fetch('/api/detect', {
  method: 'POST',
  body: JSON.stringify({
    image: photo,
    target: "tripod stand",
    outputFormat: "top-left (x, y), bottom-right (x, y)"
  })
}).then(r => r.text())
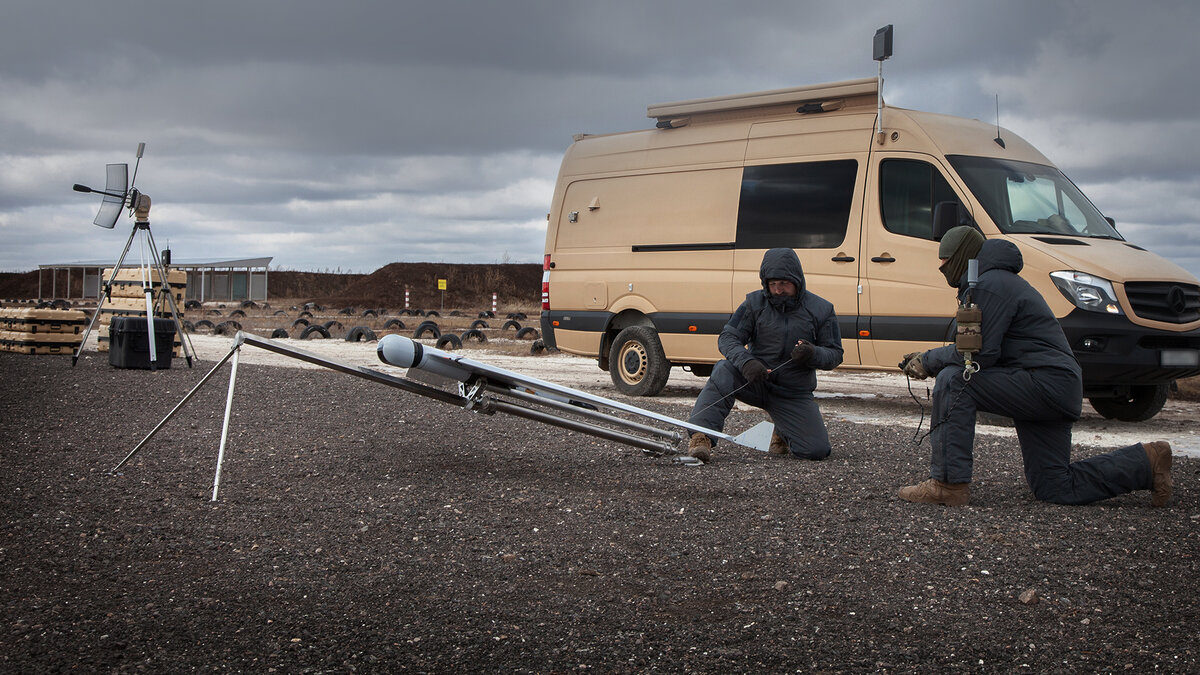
top-left (73, 192), bottom-right (195, 369)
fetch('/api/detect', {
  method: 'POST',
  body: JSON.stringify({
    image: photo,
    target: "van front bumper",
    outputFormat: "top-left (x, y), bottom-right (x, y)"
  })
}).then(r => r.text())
top-left (1060, 309), bottom-right (1200, 395)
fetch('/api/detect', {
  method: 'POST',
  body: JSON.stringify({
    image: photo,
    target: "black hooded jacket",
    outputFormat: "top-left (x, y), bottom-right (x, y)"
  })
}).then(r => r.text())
top-left (718, 248), bottom-right (843, 393)
top-left (922, 239), bottom-right (1083, 419)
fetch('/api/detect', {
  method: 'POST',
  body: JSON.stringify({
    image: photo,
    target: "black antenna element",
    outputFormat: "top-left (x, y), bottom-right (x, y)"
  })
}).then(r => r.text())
top-left (994, 94), bottom-right (1006, 148)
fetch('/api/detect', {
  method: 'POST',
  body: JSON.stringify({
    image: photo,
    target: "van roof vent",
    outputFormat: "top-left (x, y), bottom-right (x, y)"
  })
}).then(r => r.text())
top-left (647, 77), bottom-right (877, 121)
top-left (1032, 236), bottom-right (1089, 246)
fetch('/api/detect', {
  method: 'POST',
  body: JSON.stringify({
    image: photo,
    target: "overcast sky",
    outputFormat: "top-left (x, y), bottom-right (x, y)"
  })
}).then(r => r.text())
top-left (2, 0), bottom-right (1198, 280)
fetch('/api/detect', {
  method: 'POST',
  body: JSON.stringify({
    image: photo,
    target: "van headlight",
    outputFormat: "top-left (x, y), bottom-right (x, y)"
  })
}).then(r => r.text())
top-left (1050, 271), bottom-right (1124, 315)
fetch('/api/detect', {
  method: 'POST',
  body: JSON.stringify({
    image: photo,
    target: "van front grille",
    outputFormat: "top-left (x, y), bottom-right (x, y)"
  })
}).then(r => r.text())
top-left (1124, 281), bottom-right (1200, 324)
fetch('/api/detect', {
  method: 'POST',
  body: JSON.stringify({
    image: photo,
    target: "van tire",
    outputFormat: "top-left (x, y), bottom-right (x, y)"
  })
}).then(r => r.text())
top-left (1088, 384), bottom-right (1169, 422)
top-left (609, 326), bottom-right (670, 397)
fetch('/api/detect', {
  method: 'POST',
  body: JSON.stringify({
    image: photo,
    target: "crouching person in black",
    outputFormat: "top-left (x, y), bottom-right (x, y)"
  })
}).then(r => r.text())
top-left (898, 226), bottom-right (1173, 507)
top-left (686, 247), bottom-right (843, 463)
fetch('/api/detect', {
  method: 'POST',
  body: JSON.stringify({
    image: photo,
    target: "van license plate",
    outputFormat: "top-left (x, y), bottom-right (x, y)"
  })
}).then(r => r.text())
top-left (1159, 349), bottom-right (1200, 367)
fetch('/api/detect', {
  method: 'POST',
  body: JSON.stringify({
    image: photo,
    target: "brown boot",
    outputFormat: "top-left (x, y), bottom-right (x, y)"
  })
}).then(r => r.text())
top-left (1144, 441), bottom-right (1173, 507)
top-left (688, 432), bottom-right (713, 464)
top-left (897, 479), bottom-right (969, 506)
top-left (769, 431), bottom-right (789, 456)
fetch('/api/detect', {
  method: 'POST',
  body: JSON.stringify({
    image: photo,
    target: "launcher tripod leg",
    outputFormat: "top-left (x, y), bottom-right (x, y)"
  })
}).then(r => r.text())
top-left (111, 338), bottom-right (241, 473)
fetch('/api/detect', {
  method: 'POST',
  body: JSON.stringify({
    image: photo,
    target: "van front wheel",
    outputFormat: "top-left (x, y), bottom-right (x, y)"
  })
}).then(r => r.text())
top-left (1087, 383), bottom-right (1169, 422)
top-left (609, 326), bottom-right (671, 397)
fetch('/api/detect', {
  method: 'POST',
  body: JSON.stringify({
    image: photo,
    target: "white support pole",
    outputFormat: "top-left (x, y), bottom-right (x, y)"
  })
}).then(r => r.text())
top-left (211, 346), bottom-right (242, 501)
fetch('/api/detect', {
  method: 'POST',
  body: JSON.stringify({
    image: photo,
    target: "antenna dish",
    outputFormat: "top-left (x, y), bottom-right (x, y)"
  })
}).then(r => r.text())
top-left (93, 163), bottom-right (129, 229)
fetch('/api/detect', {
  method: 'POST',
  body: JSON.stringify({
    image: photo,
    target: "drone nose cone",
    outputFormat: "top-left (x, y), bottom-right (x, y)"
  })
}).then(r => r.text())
top-left (378, 334), bottom-right (419, 368)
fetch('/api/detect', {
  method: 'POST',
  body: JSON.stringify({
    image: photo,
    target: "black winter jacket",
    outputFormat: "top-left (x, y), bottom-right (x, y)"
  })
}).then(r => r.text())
top-left (718, 248), bottom-right (843, 393)
top-left (922, 239), bottom-right (1082, 418)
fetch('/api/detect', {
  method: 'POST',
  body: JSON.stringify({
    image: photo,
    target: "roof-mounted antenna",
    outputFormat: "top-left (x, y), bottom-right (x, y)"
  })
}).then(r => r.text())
top-left (873, 24), bottom-right (893, 145)
top-left (994, 95), bottom-right (1006, 148)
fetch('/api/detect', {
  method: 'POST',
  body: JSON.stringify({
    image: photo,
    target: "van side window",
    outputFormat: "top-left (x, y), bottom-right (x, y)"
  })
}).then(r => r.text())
top-left (735, 160), bottom-right (857, 249)
top-left (880, 159), bottom-right (960, 240)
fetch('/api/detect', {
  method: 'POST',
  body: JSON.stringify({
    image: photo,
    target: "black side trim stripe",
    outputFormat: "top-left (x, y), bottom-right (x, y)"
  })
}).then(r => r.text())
top-left (632, 242), bottom-right (736, 252)
top-left (548, 309), bottom-right (954, 343)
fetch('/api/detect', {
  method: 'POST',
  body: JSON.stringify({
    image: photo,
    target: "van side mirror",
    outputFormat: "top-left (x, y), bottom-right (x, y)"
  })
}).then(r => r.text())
top-left (1105, 216), bottom-right (1117, 229)
top-left (932, 201), bottom-right (974, 241)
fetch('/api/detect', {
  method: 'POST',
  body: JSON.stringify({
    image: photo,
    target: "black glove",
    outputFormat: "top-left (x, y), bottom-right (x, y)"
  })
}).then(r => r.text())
top-left (791, 341), bottom-right (815, 367)
top-left (740, 359), bottom-right (769, 383)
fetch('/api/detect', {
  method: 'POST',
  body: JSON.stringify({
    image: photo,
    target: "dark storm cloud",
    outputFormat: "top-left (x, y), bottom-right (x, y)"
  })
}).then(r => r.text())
top-left (1, 0), bottom-right (1198, 276)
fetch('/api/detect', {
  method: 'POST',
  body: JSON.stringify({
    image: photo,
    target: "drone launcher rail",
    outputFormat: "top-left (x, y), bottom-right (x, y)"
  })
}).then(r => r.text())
top-left (116, 332), bottom-right (772, 500)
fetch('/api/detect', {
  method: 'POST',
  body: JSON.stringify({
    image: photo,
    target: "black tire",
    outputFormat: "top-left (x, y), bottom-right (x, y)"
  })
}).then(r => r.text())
top-left (449, 310), bottom-right (463, 317)
top-left (413, 321), bottom-right (441, 339)
top-left (183, 320), bottom-right (196, 332)
top-left (502, 320), bottom-right (521, 331)
top-left (460, 329), bottom-right (487, 343)
top-left (361, 309), bottom-right (378, 317)
top-left (299, 311), bottom-right (313, 318)
top-left (240, 300), bottom-right (258, 309)
top-left (436, 333), bottom-right (462, 350)
top-left (425, 310), bottom-right (440, 318)
top-left (345, 326), bottom-right (378, 342)
top-left (273, 310), bottom-right (288, 316)
top-left (609, 326), bottom-right (671, 396)
top-left (322, 320), bottom-right (344, 331)
top-left (229, 309), bottom-right (246, 318)
top-left (270, 328), bottom-right (289, 339)
top-left (515, 326), bottom-right (539, 340)
top-left (1088, 384), bottom-right (1170, 422)
top-left (299, 325), bottom-right (330, 340)
top-left (292, 318), bottom-right (310, 328)
top-left (194, 319), bottom-right (216, 331)
top-left (207, 309), bottom-right (222, 316)
top-left (339, 307), bottom-right (355, 315)
top-left (185, 300), bottom-right (202, 310)
top-left (478, 311), bottom-right (494, 319)
top-left (383, 318), bottom-right (407, 330)
top-left (530, 339), bottom-right (547, 355)
top-left (507, 312), bottom-right (527, 320)
top-left (51, 299), bottom-right (71, 310)
top-left (470, 319), bottom-right (489, 329)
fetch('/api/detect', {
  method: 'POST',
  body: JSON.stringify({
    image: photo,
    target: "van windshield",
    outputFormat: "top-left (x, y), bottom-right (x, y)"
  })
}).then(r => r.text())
top-left (947, 155), bottom-right (1122, 239)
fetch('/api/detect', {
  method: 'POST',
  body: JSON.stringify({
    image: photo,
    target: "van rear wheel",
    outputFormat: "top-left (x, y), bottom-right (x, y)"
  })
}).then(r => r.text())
top-left (609, 326), bottom-right (670, 396)
top-left (1088, 383), bottom-right (1169, 422)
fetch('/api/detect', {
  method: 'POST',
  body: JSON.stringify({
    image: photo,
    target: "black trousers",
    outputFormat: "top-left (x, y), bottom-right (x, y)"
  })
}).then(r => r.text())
top-left (929, 364), bottom-right (1151, 504)
top-left (688, 360), bottom-right (831, 459)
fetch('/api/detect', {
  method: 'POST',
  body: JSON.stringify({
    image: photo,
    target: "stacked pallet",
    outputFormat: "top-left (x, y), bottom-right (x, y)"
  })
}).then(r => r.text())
top-left (97, 267), bottom-right (187, 354)
top-left (0, 307), bottom-right (88, 355)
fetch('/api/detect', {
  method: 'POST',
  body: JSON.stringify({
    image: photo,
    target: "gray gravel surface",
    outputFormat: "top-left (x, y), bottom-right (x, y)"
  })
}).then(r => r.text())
top-left (1, 351), bottom-right (1198, 673)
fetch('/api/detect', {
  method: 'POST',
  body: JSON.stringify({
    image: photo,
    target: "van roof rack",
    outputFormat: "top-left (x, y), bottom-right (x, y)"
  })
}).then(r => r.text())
top-left (648, 77), bottom-right (878, 121)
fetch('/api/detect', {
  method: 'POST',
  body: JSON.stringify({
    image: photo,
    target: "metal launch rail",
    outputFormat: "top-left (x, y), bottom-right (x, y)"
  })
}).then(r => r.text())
top-left (114, 332), bottom-right (774, 500)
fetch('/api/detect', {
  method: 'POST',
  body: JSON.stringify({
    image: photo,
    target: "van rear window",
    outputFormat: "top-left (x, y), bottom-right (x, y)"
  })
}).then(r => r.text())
top-left (735, 160), bottom-right (857, 249)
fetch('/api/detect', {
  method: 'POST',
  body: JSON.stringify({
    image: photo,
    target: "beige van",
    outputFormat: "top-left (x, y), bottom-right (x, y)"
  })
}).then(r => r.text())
top-left (538, 77), bottom-right (1200, 422)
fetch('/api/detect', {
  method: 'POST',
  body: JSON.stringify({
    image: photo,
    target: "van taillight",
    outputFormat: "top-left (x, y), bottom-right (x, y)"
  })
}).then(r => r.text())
top-left (541, 254), bottom-right (551, 310)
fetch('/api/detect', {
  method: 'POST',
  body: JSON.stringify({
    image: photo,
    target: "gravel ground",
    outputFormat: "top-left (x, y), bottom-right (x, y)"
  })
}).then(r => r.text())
top-left (2, 349), bottom-right (1198, 673)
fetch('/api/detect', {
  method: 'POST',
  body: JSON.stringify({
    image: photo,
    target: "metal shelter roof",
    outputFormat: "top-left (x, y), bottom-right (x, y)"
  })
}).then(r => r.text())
top-left (38, 257), bottom-right (273, 270)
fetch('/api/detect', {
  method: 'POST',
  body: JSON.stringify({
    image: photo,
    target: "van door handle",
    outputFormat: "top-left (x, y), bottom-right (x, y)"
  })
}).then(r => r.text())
top-left (871, 255), bottom-right (896, 263)
top-left (831, 255), bottom-right (855, 262)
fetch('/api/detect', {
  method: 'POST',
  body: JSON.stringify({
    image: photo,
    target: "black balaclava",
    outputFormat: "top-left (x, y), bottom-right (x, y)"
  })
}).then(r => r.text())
top-left (937, 226), bottom-right (985, 287)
